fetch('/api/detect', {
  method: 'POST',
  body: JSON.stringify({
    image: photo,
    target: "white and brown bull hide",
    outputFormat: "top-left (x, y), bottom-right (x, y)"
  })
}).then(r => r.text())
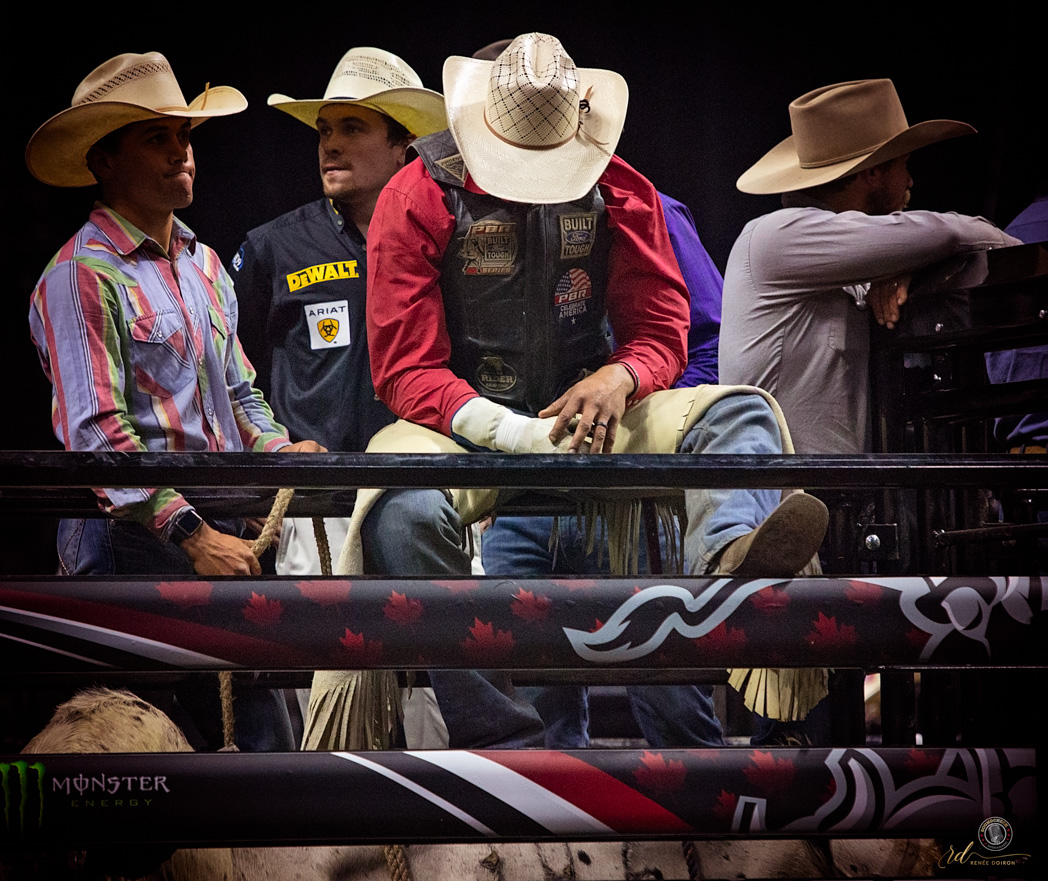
top-left (5, 688), bottom-right (941, 880)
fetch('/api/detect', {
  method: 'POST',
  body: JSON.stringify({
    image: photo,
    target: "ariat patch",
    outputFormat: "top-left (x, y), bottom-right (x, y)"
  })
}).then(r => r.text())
top-left (287, 260), bottom-right (360, 292)
top-left (476, 356), bottom-right (518, 393)
top-left (460, 221), bottom-right (517, 276)
top-left (554, 269), bottom-right (593, 323)
top-left (305, 300), bottom-right (350, 350)
top-left (435, 153), bottom-right (468, 183)
top-left (558, 213), bottom-right (597, 259)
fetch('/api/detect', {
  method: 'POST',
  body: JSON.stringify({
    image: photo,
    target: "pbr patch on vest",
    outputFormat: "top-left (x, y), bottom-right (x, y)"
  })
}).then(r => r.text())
top-left (305, 300), bottom-right (350, 350)
top-left (476, 356), bottom-right (518, 393)
top-left (554, 269), bottom-right (593, 323)
top-left (559, 213), bottom-right (597, 259)
top-left (460, 221), bottom-right (517, 275)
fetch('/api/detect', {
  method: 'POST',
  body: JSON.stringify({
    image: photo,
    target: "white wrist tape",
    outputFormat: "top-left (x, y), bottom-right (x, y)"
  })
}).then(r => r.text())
top-left (451, 397), bottom-right (513, 450)
top-left (493, 411), bottom-right (533, 452)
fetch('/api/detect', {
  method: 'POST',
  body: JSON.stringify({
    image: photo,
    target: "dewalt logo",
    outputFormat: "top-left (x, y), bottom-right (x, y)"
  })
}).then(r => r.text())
top-left (1, 761), bottom-right (44, 836)
top-left (287, 260), bottom-right (359, 292)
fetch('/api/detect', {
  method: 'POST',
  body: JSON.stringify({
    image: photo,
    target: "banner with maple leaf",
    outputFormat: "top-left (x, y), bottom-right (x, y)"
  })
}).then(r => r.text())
top-left (0, 575), bottom-right (1043, 672)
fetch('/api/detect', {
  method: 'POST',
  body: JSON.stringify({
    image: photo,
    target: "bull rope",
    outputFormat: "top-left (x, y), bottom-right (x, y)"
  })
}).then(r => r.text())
top-left (222, 488), bottom-right (411, 881)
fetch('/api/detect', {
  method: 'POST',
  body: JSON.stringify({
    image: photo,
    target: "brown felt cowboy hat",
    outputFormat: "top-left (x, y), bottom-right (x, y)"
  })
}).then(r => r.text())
top-left (268, 47), bottom-right (446, 138)
top-left (443, 33), bottom-right (628, 204)
top-left (26, 52), bottom-right (247, 188)
top-left (737, 78), bottom-right (975, 195)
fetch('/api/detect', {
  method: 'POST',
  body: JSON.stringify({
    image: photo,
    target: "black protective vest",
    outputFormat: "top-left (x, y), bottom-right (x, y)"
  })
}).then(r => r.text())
top-left (415, 131), bottom-right (612, 415)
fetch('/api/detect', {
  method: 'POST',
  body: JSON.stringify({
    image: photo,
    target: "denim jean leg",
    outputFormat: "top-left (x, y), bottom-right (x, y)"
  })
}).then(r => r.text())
top-left (57, 518), bottom-right (115, 575)
top-left (681, 394), bottom-right (783, 573)
top-left (484, 514), bottom-right (590, 748)
top-left (363, 490), bottom-right (546, 749)
top-left (484, 515), bottom-right (724, 748)
top-left (627, 684), bottom-right (723, 747)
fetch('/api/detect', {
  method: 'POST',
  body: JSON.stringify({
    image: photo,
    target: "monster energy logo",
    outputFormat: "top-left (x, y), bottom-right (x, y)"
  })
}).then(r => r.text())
top-left (1, 760), bottom-right (45, 835)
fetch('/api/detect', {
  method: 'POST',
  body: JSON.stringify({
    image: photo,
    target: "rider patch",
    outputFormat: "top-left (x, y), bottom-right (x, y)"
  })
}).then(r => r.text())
top-left (305, 300), bottom-right (350, 350)
top-left (476, 356), bottom-right (518, 393)
top-left (553, 269), bottom-right (593, 323)
top-left (435, 153), bottom-right (468, 184)
top-left (460, 221), bottom-right (517, 276)
top-left (559, 213), bottom-right (596, 259)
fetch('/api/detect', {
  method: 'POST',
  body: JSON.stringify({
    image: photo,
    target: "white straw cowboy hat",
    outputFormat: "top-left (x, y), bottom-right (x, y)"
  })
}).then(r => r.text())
top-left (268, 47), bottom-right (447, 137)
top-left (737, 78), bottom-right (975, 195)
top-left (443, 33), bottom-right (628, 204)
top-left (26, 52), bottom-right (247, 188)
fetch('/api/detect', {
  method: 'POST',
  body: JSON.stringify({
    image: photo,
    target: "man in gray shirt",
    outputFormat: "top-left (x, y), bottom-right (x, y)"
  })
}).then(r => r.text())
top-left (720, 78), bottom-right (1019, 454)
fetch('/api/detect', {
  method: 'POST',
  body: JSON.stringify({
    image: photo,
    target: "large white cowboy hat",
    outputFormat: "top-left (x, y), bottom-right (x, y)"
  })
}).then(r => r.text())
top-left (26, 52), bottom-right (247, 188)
top-left (268, 47), bottom-right (446, 137)
top-left (737, 78), bottom-right (975, 195)
top-left (443, 33), bottom-right (628, 204)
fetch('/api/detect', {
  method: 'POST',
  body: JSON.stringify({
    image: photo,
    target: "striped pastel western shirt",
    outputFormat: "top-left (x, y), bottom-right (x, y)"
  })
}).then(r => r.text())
top-left (29, 205), bottom-right (290, 540)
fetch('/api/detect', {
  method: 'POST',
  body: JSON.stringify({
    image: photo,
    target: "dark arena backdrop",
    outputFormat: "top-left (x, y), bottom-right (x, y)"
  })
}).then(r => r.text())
top-left (2, 9), bottom-right (1042, 562)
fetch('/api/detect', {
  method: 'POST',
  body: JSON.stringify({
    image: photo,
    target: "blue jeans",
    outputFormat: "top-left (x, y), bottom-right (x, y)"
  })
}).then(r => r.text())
top-left (483, 513), bottom-right (724, 748)
top-left (361, 393), bottom-right (782, 749)
top-left (57, 518), bottom-right (296, 752)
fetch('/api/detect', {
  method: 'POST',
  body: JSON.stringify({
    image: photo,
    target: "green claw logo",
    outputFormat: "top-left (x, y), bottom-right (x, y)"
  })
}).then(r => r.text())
top-left (1, 761), bottom-right (45, 835)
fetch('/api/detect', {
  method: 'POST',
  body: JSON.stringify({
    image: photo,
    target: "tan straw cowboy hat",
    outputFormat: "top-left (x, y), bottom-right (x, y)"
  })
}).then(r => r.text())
top-left (26, 52), bottom-right (247, 188)
top-left (268, 47), bottom-right (446, 137)
top-left (443, 33), bottom-right (628, 204)
top-left (737, 78), bottom-right (975, 195)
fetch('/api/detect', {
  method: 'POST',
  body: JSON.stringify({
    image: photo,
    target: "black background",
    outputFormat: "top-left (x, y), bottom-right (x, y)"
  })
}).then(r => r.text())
top-left (2, 9), bottom-right (1041, 489)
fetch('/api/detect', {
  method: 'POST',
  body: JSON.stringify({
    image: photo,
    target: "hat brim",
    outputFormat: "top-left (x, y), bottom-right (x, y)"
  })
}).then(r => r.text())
top-left (267, 89), bottom-right (448, 138)
top-left (26, 85), bottom-right (247, 188)
top-left (737, 118), bottom-right (976, 195)
top-left (443, 55), bottom-right (628, 204)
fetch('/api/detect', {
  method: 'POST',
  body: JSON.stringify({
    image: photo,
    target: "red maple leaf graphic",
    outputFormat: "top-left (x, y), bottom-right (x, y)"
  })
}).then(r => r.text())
top-left (821, 776), bottom-right (838, 804)
top-left (807, 612), bottom-right (858, 648)
top-left (712, 789), bottom-right (738, 822)
top-left (511, 588), bottom-right (551, 623)
top-left (434, 579), bottom-right (481, 595)
top-left (460, 618), bottom-right (514, 663)
top-left (904, 749), bottom-right (942, 775)
top-left (156, 581), bottom-right (212, 608)
top-left (905, 627), bottom-right (931, 650)
top-left (243, 592), bottom-right (283, 627)
top-left (743, 750), bottom-right (796, 792)
top-left (296, 580), bottom-right (351, 605)
top-left (694, 621), bottom-right (747, 652)
top-left (633, 751), bottom-right (687, 794)
top-left (750, 585), bottom-right (790, 614)
top-left (384, 590), bottom-right (423, 625)
top-left (339, 629), bottom-right (383, 664)
top-left (846, 580), bottom-right (884, 604)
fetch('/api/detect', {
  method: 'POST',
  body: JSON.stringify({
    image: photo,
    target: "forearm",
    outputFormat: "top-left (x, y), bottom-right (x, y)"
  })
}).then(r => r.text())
top-left (751, 208), bottom-right (1022, 290)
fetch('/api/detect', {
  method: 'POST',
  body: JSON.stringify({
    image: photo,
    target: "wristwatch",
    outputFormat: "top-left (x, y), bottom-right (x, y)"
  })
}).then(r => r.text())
top-left (170, 508), bottom-right (205, 546)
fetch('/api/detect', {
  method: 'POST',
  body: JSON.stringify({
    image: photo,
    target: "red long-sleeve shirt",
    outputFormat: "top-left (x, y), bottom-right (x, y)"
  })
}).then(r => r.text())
top-left (366, 154), bottom-right (690, 436)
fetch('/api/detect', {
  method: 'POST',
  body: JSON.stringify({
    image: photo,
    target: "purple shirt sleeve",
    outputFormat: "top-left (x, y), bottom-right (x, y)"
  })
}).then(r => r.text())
top-left (659, 193), bottom-right (723, 386)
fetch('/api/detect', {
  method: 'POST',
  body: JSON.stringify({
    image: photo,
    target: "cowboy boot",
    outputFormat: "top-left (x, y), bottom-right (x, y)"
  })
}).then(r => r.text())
top-left (714, 493), bottom-right (829, 576)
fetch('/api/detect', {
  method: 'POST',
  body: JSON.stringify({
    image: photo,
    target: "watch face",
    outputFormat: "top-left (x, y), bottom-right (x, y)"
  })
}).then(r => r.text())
top-left (172, 509), bottom-right (204, 545)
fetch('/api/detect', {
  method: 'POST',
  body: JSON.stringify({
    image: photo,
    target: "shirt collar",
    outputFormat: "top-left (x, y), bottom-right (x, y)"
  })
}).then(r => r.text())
top-left (89, 203), bottom-right (198, 258)
top-left (326, 198), bottom-right (366, 244)
top-left (781, 192), bottom-right (835, 212)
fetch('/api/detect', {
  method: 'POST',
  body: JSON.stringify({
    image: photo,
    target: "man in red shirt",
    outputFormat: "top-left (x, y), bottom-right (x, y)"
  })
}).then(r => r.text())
top-left (359, 34), bottom-right (828, 747)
